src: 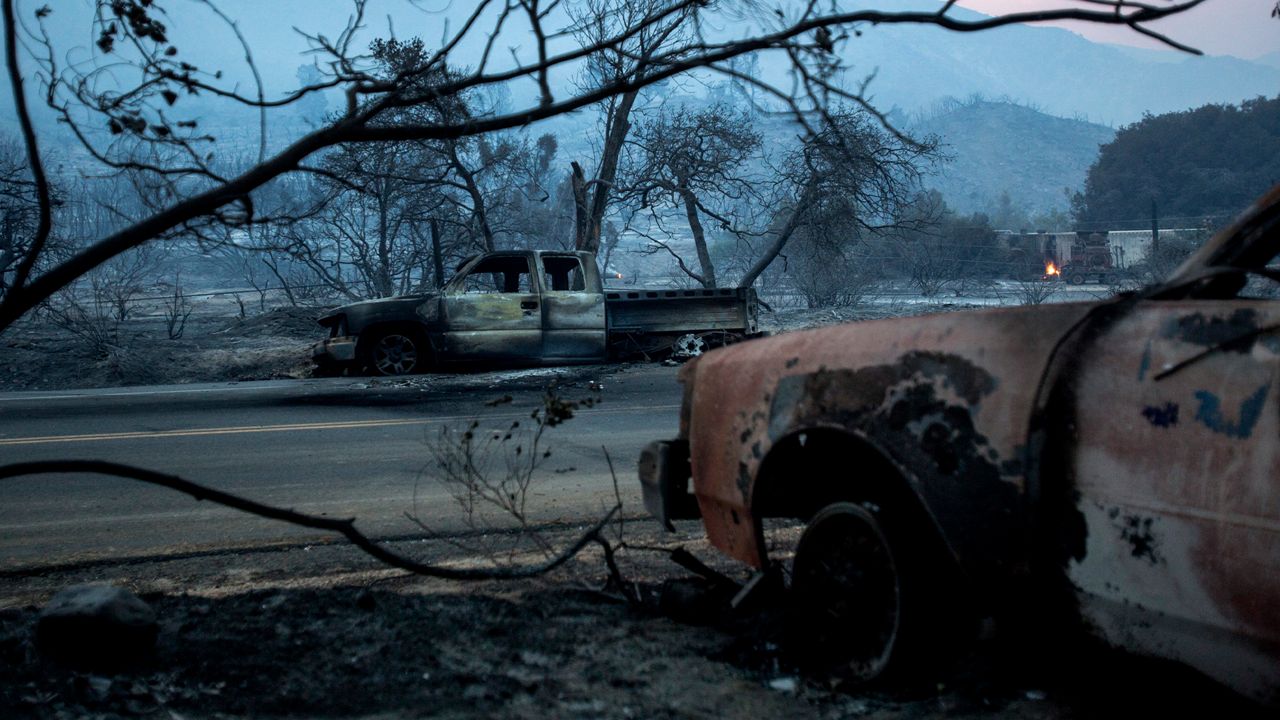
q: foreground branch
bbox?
[0,460,619,581]
[2,0,51,293]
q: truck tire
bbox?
[1068,272,1085,285]
[364,329,429,376]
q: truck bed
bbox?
[604,287,758,336]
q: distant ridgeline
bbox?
[912,98,1115,216]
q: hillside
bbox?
[911,99,1115,215]
[746,5,1279,128]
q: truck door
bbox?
[439,255,542,362]
[539,254,607,360]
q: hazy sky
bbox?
[23,0,1277,102]
[958,0,1278,59]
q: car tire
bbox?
[365,329,429,376]
[787,501,915,682]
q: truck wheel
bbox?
[672,333,707,358]
[1068,272,1085,285]
[788,502,903,682]
[366,330,428,376]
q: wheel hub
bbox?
[373,335,418,375]
[672,333,707,358]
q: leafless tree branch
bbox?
[0,0,1203,333]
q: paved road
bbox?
[0,364,682,570]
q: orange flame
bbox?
[1044,261,1060,277]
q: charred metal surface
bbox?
[604,287,758,336]
[440,291,542,361]
[1141,402,1179,428]
[542,291,607,360]
[656,187,1280,704]
[1163,308,1261,353]
[311,250,757,373]
[764,351,1020,579]
[1067,299,1280,705]
[1192,384,1270,439]
[1108,508,1163,566]
[680,303,1094,571]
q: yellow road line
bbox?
[0,418,433,446]
[0,404,680,446]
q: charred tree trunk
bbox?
[579,89,638,255]
[739,185,817,289]
[430,217,445,290]
[571,161,590,252]
[376,185,393,297]
[450,147,496,253]
[678,184,716,288]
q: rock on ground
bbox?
[36,585,158,667]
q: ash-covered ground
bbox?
[0,300,994,392]
[0,522,1259,720]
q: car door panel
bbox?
[1068,300,1280,701]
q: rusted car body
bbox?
[312,250,759,375]
[640,186,1280,703]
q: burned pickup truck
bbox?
[641,185,1280,704]
[312,250,759,375]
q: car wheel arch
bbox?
[749,426,961,575]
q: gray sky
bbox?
[24,0,1277,104]
[958,0,1278,59]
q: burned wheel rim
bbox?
[790,502,901,681]
[370,333,421,375]
[672,333,707,358]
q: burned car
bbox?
[640,185,1280,704]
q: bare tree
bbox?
[568,0,695,255]
[0,0,1204,333]
[305,142,438,298]
[740,109,940,288]
[42,245,160,356]
[0,135,42,301]
[162,272,193,339]
[789,242,881,309]
[622,105,763,287]
[1014,277,1057,306]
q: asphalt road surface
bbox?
[0,364,682,570]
